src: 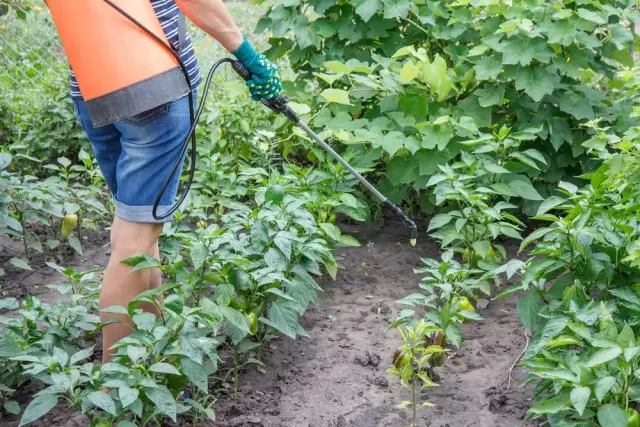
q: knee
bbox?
[110,217,163,258]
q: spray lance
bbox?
[101,0,418,246]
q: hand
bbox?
[231,36,281,101]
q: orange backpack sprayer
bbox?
[46,0,418,243]
[46,0,190,127]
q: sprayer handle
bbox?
[231,60,253,81]
[230,60,299,123]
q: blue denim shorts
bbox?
[73,92,196,223]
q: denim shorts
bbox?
[73,92,196,223]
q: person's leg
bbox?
[97,93,193,362]
[100,217,163,362]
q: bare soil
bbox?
[1,219,535,427]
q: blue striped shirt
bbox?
[69,0,202,99]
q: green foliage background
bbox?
[256,0,640,214]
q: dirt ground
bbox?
[1,219,535,427]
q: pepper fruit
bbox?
[61,214,78,238]
[452,296,475,312]
[626,408,640,427]
[247,312,258,335]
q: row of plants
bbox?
[385,67,640,426]
[511,98,640,424]
[0,151,372,425]
[0,151,109,274]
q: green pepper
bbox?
[626,408,640,427]
[247,312,258,335]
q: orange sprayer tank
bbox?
[46,0,189,127]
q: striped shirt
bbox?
[69,0,202,100]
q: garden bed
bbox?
[2,219,534,427]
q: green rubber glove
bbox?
[231,36,282,101]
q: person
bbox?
[68,0,282,363]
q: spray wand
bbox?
[230,62,418,246]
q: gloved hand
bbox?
[232,36,281,101]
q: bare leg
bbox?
[99,217,163,363]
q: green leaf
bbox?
[274,235,292,260]
[320,88,351,105]
[180,358,208,392]
[428,214,452,231]
[19,394,58,426]
[150,362,181,375]
[517,291,543,332]
[132,312,156,332]
[522,149,547,166]
[520,227,553,251]
[70,346,94,366]
[491,182,517,197]
[585,347,622,367]
[511,152,540,170]
[338,234,361,247]
[0,153,12,171]
[383,0,409,19]
[474,56,502,80]
[221,306,250,333]
[476,84,505,107]
[457,116,478,136]
[122,254,162,272]
[355,0,380,22]
[265,185,285,205]
[190,242,208,270]
[422,55,452,100]
[528,390,570,414]
[9,257,31,271]
[264,247,287,270]
[508,180,543,201]
[576,8,605,24]
[67,234,83,256]
[87,391,117,416]
[536,196,566,216]
[146,386,177,422]
[119,386,139,408]
[500,38,536,66]
[570,387,590,416]
[215,283,235,307]
[126,346,148,363]
[597,404,627,427]
[4,400,20,415]
[400,61,418,83]
[515,66,555,102]
[595,376,616,401]
[319,223,341,241]
[262,301,301,338]
[472,241,491,258]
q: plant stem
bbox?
[411,374,417,427]
[234,349,239,400]
[20,210,28,260]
